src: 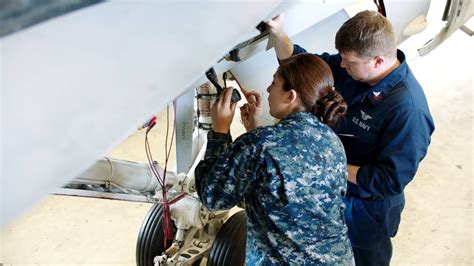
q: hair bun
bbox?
[312,90,347,126]
[317,91,338,104]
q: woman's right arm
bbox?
[194,131,262,211]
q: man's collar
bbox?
[366,50,407,105]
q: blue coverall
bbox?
[293,45,435,265]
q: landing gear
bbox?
[207,210,247,266]
[136,204,247,265]
[136,204,174,266]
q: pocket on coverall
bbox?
[343,197,384,250]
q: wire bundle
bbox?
[144,102,177,246]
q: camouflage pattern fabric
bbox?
[195,111,354,265]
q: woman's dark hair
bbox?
[277,54,347,126]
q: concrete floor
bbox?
[1,7,473,266]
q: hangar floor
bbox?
[1,8,472,266]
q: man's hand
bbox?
[347,164,360,184]
[212,87,237,134]
[239,87,262,132]
[265,13,293,60]
[266,14,285,36]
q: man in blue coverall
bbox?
[267,10,435,265]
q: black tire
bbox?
[136,204,175,266]
[207,210,247,266]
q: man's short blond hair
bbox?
[335,10,397,59]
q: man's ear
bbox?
[374,55,384,68]
[286,89,298,104]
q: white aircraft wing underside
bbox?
[1,1,281,228]
[1,0,433,229]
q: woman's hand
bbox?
[212,87,237,134]
[240,87,262,132]
[240,87,262,104]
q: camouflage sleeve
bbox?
[202,130,232,161]
[195,130,261,210]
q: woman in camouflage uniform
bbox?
[195,54,354,265]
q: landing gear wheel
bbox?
[136,204,175,266]
[207,210,247,266]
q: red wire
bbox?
[145,134,164,187]
[169,193,187,205]
[161,101,177,245]
[144,102,178,247]
[145,137,160,181]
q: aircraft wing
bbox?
[1,0,434,229]
[1,0,281,228]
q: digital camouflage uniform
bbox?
[195,111,354,265]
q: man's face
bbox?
[340,51,376,83]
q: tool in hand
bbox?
[205,67,241,103]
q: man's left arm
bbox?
[353,108,434,199]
